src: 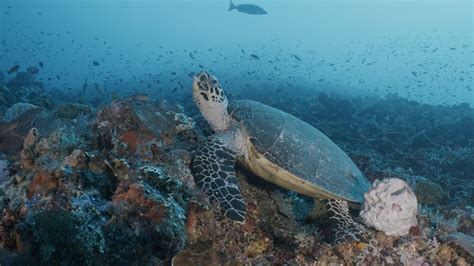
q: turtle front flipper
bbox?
[192,135,247,222]
[326,199,369,243]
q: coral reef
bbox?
[0,96,199,264]
[0,74,472,264]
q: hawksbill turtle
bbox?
[191,71,372,242]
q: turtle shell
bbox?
[229,100,371,203]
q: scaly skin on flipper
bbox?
[326,199,369,243]
[192,135,247,222]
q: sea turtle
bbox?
[191,71,372,242]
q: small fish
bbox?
[171,87,178,93]
[93,61,100,66]
[131,93,150,102]
[228,0,267,15]
[7,64,20,74]
[293,55,302,61]
[411,71,417,77]
[250,54,260,60]
[39,62,44,68]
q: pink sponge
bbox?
[360,178,418,236]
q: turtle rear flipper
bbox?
[192,135,247,222]
[326,199,369,243]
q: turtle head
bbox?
[192,71,231,132]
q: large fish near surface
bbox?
[228,0,268,15]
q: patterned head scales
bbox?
[192,71,230,132]
[192,71,227,106]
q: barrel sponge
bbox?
[360,178,418,236]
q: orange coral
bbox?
[112,183,166,224]
[28,171,58,198]
[185,202,199,241]
[120,131,138,153]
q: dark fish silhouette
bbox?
[7,64,20,74]
[228,0,267,15]
[27,66,39,74]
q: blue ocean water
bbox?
[0,0,473,264]
[1,0,472,105]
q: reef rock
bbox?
[93,99,197,162]
[440,232,474,257]
[360,178,418,236]
[0,160,8,186]
[108,180,187,261]
[405,175,449,206]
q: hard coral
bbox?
[109,181,187,261]
[28,210,103,265]
[20,128,39,170]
